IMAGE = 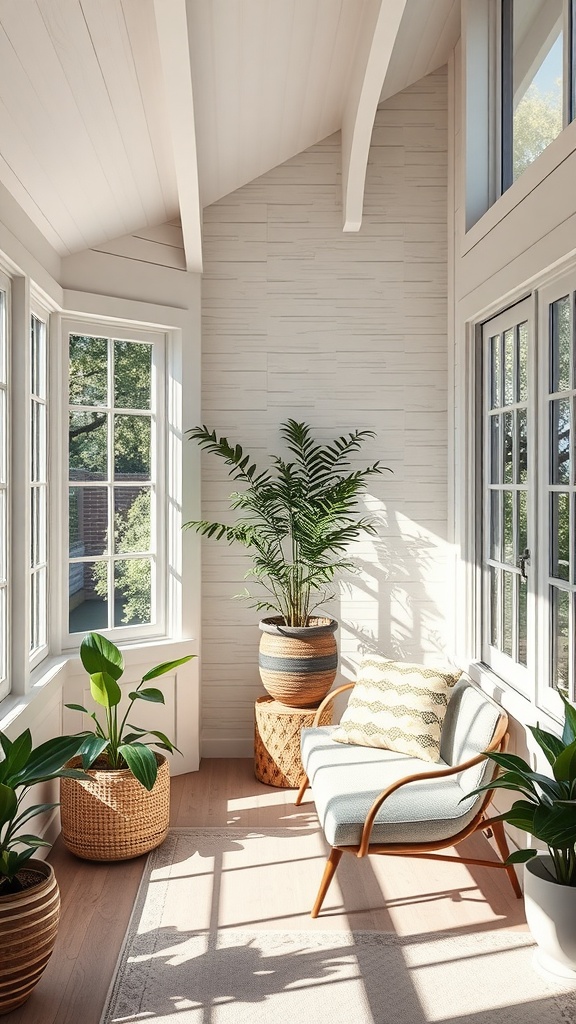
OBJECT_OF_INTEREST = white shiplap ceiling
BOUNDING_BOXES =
[0,0,460,267]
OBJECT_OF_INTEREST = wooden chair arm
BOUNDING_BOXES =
[312,682,355,725]
[357,712,509,857]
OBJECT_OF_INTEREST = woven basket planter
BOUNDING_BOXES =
[60,753,170,862]
[0,860,60,1015]
[258,616,338,707]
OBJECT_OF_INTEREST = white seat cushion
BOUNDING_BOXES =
[300,725,491,848]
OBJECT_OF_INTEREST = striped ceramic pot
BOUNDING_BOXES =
[0,861,60,1014]
[258,616,338,707]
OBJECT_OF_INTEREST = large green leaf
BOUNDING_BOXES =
[0,730,32,785]
[80,632,124,681]
[0,783,17,828]
[79,735,109,768]
[118,743,158,790]
[90,671,122,709]
[534,803,576,847]
[506,848,538,865]
[488,801,538,834]
[561,693,576,745]
[553,738,576,784]
[463,772,538,803]
[141,656,194,682]
[9,802,59,833]
[529,725,565,767]
[16,835,51,848]
[128,688,165,704]
[12,734,86,786]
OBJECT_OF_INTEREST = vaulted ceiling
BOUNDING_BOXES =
[0,0,459,270]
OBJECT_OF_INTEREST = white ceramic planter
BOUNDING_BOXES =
[524,854,576,981]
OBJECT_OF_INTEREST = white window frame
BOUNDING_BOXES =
[536,269,576,720]
[480,298,535,698]
[0,269,10,701]
[29,301,50,670]
[59,316,167,649]
[466,266,576,723]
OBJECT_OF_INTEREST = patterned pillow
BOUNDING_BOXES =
[331,657,462,763]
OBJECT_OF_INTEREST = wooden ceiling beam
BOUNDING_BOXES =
[341,0,408,232]
[152,0,202,272]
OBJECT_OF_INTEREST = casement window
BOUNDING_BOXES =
[481,271,576,716]
[0,274,9,700]
[64,321,165,645]
[0,278,51,699]
[30,309,49,665]
[501,0,576,191]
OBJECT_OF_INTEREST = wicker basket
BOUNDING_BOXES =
[254,696,333,788]
[0,861,60,1014]
[258,616,338,707]
[60,753,170,862]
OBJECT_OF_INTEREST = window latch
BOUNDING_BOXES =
[519,548,530,580]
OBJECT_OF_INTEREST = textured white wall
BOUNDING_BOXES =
[200,67,450,756]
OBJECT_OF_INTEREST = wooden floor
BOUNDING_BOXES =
[10,759,526,1024]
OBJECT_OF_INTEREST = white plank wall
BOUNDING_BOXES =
[200,68,450,757]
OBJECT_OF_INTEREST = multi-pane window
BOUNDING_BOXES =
[30,312,48,661]
[67,329,162,638]
[501,0,575,191]
[545,293,574,702]
[482,300,532,693]
[481,280,576,715]
[0,281,8,699]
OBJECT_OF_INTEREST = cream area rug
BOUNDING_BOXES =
[101,828,576,1024]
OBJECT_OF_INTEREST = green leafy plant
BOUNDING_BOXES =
[67,632,194,792]
[0,730,87,893]
[468,694,576,886]
[185,419,389,627]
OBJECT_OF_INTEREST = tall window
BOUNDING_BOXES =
[481,276,576,717]
[30,311,48,662]
[538,282,576,712]
[66,325,164,641]
[0,278,8,699]
[482,299,532,694]
[501,0,574,190]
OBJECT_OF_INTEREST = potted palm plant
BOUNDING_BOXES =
[60,632,194,861]
[468,693,576,978]
[185,419,389,707]
[0,728,87,1013]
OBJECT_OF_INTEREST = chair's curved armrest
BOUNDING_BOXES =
[357,712,509,857]
[312,682,355,726]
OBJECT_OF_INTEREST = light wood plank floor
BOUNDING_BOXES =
[10,759,527,1024]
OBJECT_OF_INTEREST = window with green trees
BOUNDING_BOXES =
[501,0,574,190]
[67,328,161,637]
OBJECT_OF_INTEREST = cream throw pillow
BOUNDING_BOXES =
[331,657,462,763]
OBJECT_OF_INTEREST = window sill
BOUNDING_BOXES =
[0,654,69,732]
[466,660,562,736]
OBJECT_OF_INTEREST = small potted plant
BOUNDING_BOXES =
[60,632,194,861]
[185,419,389,707]
[0,728,87,1012]
[468,693,576,978]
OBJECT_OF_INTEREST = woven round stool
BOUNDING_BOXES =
[254,695,333,788]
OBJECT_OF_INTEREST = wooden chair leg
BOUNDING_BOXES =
[295,775,309,806]
[311,848,343,918]
[491,818,523,898]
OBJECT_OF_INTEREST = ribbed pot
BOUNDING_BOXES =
[524,854,576,980]
[258,616,338,708]
[0,860,60,1015]
[60,753,170,862]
